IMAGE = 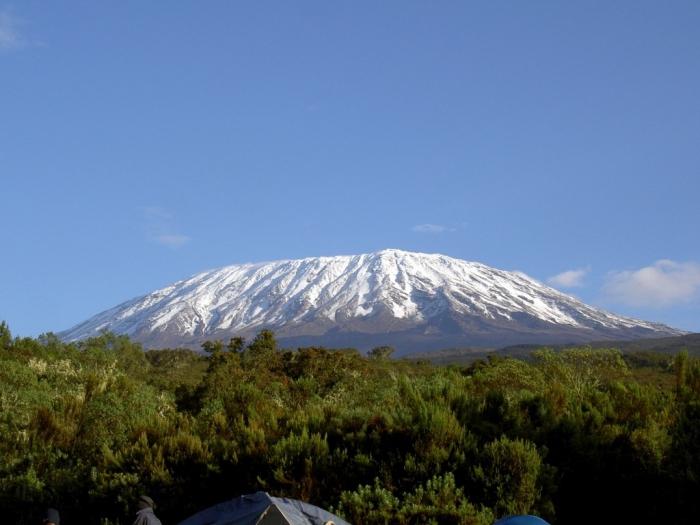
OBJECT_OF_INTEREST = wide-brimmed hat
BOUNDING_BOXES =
[139,495,156,509]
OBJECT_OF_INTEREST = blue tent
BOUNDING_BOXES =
[177,492,351,525]
[494,516,551,525]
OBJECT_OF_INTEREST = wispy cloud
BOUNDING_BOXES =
[604,260,700,307]
[142,206,191,249]
[0,9,25,50]
[155,234,191,248]
[548,267,590,288]
[412,223,455,234]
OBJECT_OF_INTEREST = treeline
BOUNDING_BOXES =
[0,321,699,524]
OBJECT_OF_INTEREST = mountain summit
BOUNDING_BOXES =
[61,249,683,352]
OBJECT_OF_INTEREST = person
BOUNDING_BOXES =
[132,495,162,525]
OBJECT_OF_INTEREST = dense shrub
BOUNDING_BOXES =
[0,322,697,523]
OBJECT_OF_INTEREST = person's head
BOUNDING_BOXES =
[43,508,60,525]
[138,495,155,511]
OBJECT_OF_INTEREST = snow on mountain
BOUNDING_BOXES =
[60,249,684,351]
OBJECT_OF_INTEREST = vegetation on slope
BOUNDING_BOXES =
[0,321,698,524]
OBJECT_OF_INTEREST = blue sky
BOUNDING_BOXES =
[2,1,699,337]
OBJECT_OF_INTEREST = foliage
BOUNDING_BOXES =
[368,345,395,360]
[471,436,541,516]
[337,473,493,525]
[0,322,697,523]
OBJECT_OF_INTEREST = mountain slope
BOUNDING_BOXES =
[61,249,684,352]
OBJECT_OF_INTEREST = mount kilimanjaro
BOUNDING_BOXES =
[61,249,683,352]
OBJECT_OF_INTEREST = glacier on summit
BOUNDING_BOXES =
[61,249,684,352]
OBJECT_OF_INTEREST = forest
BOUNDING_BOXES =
[0,321,699,524]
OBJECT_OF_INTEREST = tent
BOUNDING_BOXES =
[177,492,351,525]
[493,516,551,525]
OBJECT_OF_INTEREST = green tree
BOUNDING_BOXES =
[0,321,11,351]
[368,346,395,360]
[227,336,245,353]
[472,436,542,516]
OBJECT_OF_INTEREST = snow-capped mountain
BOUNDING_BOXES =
[61,249,684,352]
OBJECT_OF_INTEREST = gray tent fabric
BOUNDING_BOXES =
[177,492,351,525]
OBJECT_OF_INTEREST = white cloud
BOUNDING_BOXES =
[548,267,590,288]
[412,223,454,234]
[0,9,24,50]
[604,260,700,307]
[155,234,191,248]
[143,206,190,248]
